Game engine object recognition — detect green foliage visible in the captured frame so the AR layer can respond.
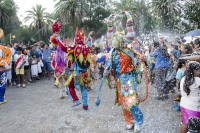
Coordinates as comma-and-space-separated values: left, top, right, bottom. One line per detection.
149, 0, 183, 31
2, 0, 200, 43
184, 2, 200, 29
24, 4, 53, 41
54, 0, 87, 38
0, 0, 20, 36
112, 0, 138, 29
54, 0, 110, 38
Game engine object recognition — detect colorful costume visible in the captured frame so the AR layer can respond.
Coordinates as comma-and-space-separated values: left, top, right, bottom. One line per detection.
96, 12, 148, 131
50, 24, 92, 110
0, 29, 11, 104
52, 46, 68, 98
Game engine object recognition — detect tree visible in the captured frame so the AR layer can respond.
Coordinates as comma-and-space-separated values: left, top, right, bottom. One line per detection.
81, 6, 110, 38
55, 0, 88, 38
134, 0, 158, 34
184, 1, 200, 29
0, 0, 19, 34
24, 4, 53, 41
149, 0, 183, 31
112, 0, 138, 28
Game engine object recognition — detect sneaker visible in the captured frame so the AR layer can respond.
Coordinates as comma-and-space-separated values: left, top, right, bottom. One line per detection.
0, 100, 7, 105
17, 84, 21, 88
13, 82, 17, 85
87, 87, 91, 92
155, 95, 163, 100
134, 125, 141, 133
8, 83, 13, 87
163, 95, 169, 100
83, 105, 88, 110
72, 100, 81, 107
60, 95, 65, 99
126, 123, 133, 130
22, 84, 26, 88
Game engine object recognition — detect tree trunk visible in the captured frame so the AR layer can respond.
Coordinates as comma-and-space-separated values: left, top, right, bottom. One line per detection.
80, 0, 83, 23
71, 9, 75, 39
38, 21, 42, 41
89, 0, 92, 30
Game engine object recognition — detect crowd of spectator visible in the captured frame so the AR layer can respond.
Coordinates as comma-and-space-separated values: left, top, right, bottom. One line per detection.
6, 42, 53, 88
144, 38, 200, 133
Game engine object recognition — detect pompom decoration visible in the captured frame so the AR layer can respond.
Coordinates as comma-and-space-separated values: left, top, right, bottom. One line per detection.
75, 28, 84, 45
52, 20, 63, 33
50, 20, 63, 46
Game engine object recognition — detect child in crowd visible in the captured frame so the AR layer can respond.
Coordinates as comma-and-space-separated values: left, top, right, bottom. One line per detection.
180, 61, 200, 133
14, 47, 26, 88
30, 54, 38, 82
23, 49, 30, 84
37, 58, 43, 78
173, 59, 186, 111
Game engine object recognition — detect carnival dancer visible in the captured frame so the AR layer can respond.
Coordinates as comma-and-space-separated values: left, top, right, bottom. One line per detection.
0, 28, 12, 105
58, 29, 93, 110
50, 20, 69, 99
52, 46, 68, 99
95, 12, 149, 132
50, 20, 93, 109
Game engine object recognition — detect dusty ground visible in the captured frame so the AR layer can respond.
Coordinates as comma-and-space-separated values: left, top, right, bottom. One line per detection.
0, 78, 181, 133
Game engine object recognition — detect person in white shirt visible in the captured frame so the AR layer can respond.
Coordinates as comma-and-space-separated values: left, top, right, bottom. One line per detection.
14, 47, 26, 88
180, 61, 200, 133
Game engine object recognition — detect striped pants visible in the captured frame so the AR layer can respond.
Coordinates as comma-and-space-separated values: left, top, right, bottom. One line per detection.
155, 68, 168, 95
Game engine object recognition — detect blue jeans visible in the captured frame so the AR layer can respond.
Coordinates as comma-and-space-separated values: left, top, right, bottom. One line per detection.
43, 60, 51, 72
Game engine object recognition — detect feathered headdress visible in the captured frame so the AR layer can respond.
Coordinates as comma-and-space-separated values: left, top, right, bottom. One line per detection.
74, 28, 84, 45
50, 20, 63, 45
52, 19, 63, 33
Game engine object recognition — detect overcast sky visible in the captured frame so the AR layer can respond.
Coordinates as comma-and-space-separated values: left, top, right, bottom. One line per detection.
14, 0, 55, 24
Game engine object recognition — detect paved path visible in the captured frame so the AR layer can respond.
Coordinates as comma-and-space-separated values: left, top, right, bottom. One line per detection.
0, 78, 181, 133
